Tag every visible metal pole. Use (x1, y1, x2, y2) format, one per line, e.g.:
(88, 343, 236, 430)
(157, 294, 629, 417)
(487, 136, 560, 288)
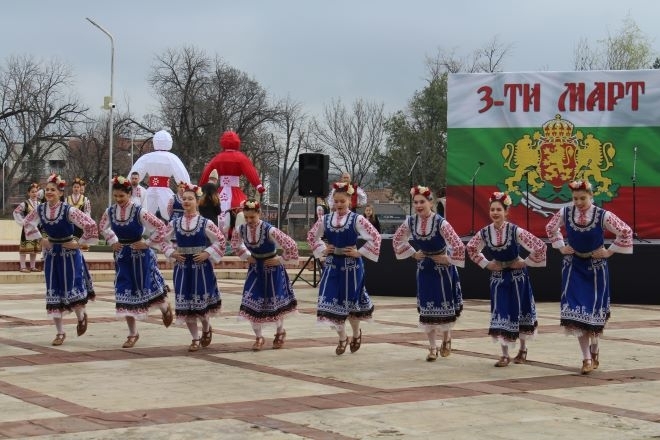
(2, 159, 6, 214)
(86, 17, 114, 208)
(131, 130, 135, 168)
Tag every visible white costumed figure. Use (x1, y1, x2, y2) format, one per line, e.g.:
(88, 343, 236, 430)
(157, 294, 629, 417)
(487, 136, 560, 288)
(129, 130, 190, 220)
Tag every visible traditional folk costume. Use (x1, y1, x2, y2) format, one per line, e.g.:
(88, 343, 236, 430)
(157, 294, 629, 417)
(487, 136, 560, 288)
(199, 131, 265, 238)
(130, 184, 147, 207)
(467, 222, 546, 346)
(129, 130, 190, 220)
(66, 189, 91, 240)
(24, 201, 98, 314)
(167, 193, 185, 222)
(165, 213, 225, 326)
(393, 211, 465, 359)
(13, 194, 42, 272)
(99, 202, 171, 320)
(546, 180, 632, 374)
(546, 204, 632, 335)
(232, 217, 299, 349)
(308, 210, 381, 328)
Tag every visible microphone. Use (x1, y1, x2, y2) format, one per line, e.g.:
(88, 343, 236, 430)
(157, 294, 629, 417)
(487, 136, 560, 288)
(416, 151, 421, 156)
(478, 161, 485, 166)
(634, 146, 637, 153)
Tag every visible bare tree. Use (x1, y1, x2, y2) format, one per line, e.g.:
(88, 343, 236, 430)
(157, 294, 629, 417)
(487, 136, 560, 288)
(0, 55, 87, 208)
(427, 36, 513, 75)
(573, 16, 655, 70)
(148, 46, 281, 181)
(313, 98, 385, 186)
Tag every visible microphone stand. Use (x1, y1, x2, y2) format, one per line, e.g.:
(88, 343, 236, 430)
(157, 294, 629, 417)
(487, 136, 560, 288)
(523, 168, 532, 231)
(408, 153, 422, 215)
(631, 146, 649, 242)
(469, 162, 484, 235)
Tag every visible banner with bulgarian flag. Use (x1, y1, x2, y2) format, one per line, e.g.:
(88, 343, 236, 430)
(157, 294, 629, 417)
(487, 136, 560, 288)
(447, 70, 660, 238)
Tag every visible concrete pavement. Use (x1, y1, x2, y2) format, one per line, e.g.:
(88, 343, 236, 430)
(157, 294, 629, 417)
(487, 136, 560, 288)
(1, 274, 660, 439)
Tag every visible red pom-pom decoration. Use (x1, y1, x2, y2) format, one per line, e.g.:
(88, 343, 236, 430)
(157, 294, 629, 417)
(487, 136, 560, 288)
(219, 131, 241, 150)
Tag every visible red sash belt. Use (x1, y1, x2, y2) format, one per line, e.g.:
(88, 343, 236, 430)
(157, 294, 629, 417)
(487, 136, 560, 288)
(148, 176, 170, 187)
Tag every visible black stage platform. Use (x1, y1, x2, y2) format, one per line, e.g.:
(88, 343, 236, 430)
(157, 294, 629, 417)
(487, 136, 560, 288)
(362, 238, 658, 305)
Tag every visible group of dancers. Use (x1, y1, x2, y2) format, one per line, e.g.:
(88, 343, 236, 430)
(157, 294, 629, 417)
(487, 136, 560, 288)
(12, 132, 633, 374)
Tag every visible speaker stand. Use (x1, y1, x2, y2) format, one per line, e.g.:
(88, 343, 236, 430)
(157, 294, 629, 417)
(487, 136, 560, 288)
(292, 255, 322, 287)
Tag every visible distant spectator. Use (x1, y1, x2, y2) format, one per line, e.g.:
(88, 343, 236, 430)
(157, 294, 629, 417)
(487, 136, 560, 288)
(363, 204, 381, 233)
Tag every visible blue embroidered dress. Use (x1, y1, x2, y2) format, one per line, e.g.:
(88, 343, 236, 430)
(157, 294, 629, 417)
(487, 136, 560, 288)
(24, 202, 98, 316)
(167, 194, 185, 222)
(232, 220, 299, 323)
(308, 211, 381, 326)
(467, 222, 546, 344)
(393, 213, 465, 330)
(166, 214, 225, 321)
(99, 203, 169, 319)
(546, 205, 632, 335)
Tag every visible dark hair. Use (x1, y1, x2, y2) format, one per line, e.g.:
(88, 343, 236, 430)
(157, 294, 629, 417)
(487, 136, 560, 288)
(112, 182, 132, 194)
(199, 183, 219, 207)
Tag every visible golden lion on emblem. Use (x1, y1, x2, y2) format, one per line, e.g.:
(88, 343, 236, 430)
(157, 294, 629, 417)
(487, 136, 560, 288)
(575, 133, 615, 195)
(502, 134, 544, 193)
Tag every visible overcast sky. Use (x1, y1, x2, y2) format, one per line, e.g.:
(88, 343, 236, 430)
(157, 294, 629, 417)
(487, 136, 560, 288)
(4, 0, 660, 120)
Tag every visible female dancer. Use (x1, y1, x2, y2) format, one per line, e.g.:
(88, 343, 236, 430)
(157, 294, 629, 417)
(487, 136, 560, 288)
(167, 181, 186, 221)
(22, 174, 98, 346)
(231, 199, 299, 350)
(99, 176, 173, 348)
(66, 177, 92, 250)
(546, 179, 632, 374)
(13, 183, 42, 272)
(393, 185, 465, 361)
(467, 192, 546, 367)
(165, 183, 225, 351)
(307, 182, 381, 355)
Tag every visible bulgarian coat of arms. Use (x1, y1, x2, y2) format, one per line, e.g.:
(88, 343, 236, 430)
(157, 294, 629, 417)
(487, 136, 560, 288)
(500, 114, 617, 215)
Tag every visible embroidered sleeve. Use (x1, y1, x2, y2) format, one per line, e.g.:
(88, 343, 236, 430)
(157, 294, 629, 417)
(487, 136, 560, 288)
(140, 209, 170, 252)
(603, 211, 633, 254)
(13, 202, 26, 226)
(83, 197, 91, 214)
(440, 220, 465, 268)
(166, 196, 174, 219)
(270, 227, 299, 264)
(204, 221, 226, 263)
(393, 218, 415, 259)
(466, 231, 489, 268)
(545, 208, 566, 249)
(356, 214, 381, 262)
(68, 207, 99, 245)
(23, 208, 42, 241)
(231, 226, 250, 260)
(307, 216, 327, 259)
(517, 227, 547, 267)
(99, 208, 118, 245)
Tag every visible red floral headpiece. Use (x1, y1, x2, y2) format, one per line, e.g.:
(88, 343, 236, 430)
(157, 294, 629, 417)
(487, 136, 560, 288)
(333, 181, 355, 195)
(47, 173, 66, 189)
(241, 199, 261, 210)
(489, 191, 512, 206)
(112, 175, 131, 189)
(568, 179, 592, 192)
(182, 182, 202, 197)
(410, 185, 433, 200)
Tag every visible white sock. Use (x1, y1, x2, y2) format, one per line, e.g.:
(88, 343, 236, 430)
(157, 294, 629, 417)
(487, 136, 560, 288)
(251, 322, 263, 338)
(53, 317, 64, 334)
(501, 344, 509, 357)
(426, 327, 437, 349)
(186, 320, 199, 340)
(19, 254, 27, 269)
(578, 334, 591, 359)
(126, 317, 137, 336)
(74, 307, 85, 321)
(29, 254, 37, 269)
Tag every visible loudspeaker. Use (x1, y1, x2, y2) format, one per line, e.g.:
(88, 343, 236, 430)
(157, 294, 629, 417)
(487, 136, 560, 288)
(298, 153, 329, 197)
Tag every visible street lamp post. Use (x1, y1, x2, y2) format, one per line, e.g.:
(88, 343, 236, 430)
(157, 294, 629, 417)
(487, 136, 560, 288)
(131, 130, 135, 168)
(1, 159, 7, 214)
(86, 17, 115, 208)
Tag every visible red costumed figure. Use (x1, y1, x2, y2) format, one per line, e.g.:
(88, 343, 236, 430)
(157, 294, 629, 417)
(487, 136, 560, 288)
(199, 131, 265, 236)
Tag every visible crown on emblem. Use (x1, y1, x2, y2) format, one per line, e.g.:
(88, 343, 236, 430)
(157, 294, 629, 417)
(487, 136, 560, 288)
(542, 114, 574, 142)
